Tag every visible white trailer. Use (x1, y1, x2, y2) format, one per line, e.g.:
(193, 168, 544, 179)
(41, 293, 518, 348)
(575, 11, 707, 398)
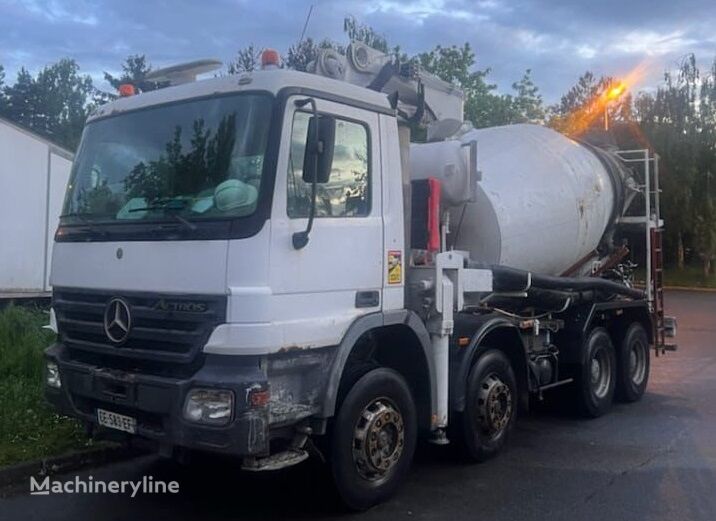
(0, 117, 73, 299)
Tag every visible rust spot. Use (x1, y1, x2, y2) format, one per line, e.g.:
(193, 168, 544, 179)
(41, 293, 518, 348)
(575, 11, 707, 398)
(278, 344, 309, 353)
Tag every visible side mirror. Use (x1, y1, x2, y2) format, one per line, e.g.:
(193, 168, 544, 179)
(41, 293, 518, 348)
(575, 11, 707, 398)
(302, 115, 336, 184)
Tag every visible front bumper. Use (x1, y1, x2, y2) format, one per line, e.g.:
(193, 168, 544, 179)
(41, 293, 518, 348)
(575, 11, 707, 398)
(44, 343, 269, 456)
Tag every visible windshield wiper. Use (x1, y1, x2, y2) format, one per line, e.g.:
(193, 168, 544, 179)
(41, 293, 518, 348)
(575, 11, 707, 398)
(60, 212, 94, 221)
(166, 212, 197, 231)
(59, 212, 108, 236)
(60, 212, 96, 230)
(128, 202, 187, 213)
(128, 204, 197, 231)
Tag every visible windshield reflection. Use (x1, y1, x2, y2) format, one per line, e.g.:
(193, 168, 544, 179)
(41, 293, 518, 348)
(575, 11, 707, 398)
(64, 93, 271, 224)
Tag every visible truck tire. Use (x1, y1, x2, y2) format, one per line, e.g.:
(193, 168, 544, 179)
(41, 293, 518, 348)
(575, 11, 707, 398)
(616, 323, 650, 402)
(456, 349, 517, 462)
(331, 367, 417, 511)
(576, 327, 616, 417)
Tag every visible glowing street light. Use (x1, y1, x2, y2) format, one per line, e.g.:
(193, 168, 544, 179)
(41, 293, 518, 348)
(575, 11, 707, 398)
(607, 83, 625, 100)
(604, 81, 626, 131)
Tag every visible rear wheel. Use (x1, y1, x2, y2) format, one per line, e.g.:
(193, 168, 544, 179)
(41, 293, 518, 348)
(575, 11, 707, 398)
(331, 368, 417, 511)
(576, 327, 616, 417)
(616, 323, 650, 402)
(456, 349, 517, 462)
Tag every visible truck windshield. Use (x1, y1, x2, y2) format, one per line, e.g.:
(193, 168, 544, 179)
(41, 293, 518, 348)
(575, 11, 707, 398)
(62, 93, 272, 224)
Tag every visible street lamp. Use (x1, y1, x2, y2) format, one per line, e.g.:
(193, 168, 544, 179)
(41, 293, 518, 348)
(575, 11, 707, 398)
(604, 82, 626, 131)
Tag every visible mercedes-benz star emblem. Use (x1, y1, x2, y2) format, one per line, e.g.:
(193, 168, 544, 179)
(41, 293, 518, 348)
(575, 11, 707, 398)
(104, 298, 131, 344)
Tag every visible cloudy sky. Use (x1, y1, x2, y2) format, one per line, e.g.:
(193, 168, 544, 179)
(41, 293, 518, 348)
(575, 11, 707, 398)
(1, 0, 715, 103)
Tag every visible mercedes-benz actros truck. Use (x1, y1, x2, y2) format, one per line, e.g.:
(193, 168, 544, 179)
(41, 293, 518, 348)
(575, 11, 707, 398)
(43, 42, 674, 509)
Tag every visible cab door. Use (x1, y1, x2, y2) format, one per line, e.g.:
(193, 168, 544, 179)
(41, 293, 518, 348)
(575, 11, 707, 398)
(268, 95, 383, 349)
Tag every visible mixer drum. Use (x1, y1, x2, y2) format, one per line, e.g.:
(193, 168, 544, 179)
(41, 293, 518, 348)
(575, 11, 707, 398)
(410, 124, 622, 276)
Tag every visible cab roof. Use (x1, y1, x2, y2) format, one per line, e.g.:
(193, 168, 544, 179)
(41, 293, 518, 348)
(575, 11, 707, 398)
(89, 69, 394, 122)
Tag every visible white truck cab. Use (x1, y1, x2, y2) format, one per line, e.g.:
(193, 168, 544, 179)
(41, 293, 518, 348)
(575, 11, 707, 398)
(53, 70, 406, 354)
(44, 45, 666, 510)
(46, 66, 438, 507)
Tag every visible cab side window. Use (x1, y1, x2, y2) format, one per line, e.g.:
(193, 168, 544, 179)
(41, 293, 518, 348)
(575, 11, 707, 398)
(287, 111, 370, 218)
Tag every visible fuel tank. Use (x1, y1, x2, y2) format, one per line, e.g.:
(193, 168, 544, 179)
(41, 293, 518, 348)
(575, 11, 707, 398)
(410, 124, 627, 276)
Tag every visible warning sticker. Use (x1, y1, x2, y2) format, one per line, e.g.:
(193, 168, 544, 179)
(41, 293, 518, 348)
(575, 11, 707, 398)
(388, 250, 402, 285)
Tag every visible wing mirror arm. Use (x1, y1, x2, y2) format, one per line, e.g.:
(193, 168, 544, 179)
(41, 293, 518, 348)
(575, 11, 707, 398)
(292, 98, 336, 250)
(293, 98, 319, 250)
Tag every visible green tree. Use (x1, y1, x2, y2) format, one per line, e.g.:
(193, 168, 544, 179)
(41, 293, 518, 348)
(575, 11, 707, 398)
(415, 43, 542, 127)
(553, 71, 610, 117)
(2, 59, 94, 149)
(230, 17, 543, 130)
(548, 71, 619, 135)
(282, 16, 384, 73)
(286, 38, 318, 72)
(628, 54, 716, 274)
(343, 16, 388, 53)
(285, 38, 343, 72)
(38, 60, 95, 149)
(416, 43, 495, 127)
(227, 44, 261, 74)
(104, 55, 165, 94)
(416, 43, 477, 85)
(241, 16, 385, 75)
(692, 174, 716, 275)
(0, 65, 6, 113)
(511, 69, 544, 123)
(2, 68, 40, 127)
(693, 57, 716, 274)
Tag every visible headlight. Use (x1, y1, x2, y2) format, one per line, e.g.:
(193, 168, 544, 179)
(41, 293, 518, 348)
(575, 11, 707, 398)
(183, 388, 234, 426)
(46, 361, 61, 388)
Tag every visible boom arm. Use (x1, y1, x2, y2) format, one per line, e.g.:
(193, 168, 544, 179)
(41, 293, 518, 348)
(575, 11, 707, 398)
(307, 41, 465, 125)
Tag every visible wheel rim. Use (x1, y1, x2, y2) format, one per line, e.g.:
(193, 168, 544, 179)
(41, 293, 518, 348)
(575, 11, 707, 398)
(590, 346, 612, 399)
(477, 373, 513, 439)
(629, 338, 647, 386)
(352, 398, 405, 483)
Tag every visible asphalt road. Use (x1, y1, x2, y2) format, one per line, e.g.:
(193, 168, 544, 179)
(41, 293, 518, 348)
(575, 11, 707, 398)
(3, 290, 715, 521)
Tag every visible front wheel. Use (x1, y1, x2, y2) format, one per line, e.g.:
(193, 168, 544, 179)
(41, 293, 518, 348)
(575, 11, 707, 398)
(331, 368, 417, 511)
(456, 349, 517, 462)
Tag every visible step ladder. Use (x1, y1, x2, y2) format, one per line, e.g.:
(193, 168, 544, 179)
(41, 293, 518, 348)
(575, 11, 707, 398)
(651, 228, 666, 355)
(616, 149, 676, 355)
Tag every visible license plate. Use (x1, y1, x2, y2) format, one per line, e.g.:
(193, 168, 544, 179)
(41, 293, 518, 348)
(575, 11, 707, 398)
(97, 408, 137, 434)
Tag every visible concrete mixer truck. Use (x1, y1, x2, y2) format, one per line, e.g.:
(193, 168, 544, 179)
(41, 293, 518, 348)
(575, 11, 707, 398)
(43, 43, 675, 509)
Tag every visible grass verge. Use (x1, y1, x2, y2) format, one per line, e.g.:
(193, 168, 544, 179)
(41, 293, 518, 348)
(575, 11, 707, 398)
(0, 305, 91, 467)
(635, 266, 716, 289)
(663, 266, 716, 289)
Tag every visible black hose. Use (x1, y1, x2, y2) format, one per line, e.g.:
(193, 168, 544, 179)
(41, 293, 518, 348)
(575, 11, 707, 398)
(467, 262, 645, 299)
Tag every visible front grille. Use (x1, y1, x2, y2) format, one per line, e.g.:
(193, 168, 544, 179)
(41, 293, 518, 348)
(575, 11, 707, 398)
(54, 288, 226, 364)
